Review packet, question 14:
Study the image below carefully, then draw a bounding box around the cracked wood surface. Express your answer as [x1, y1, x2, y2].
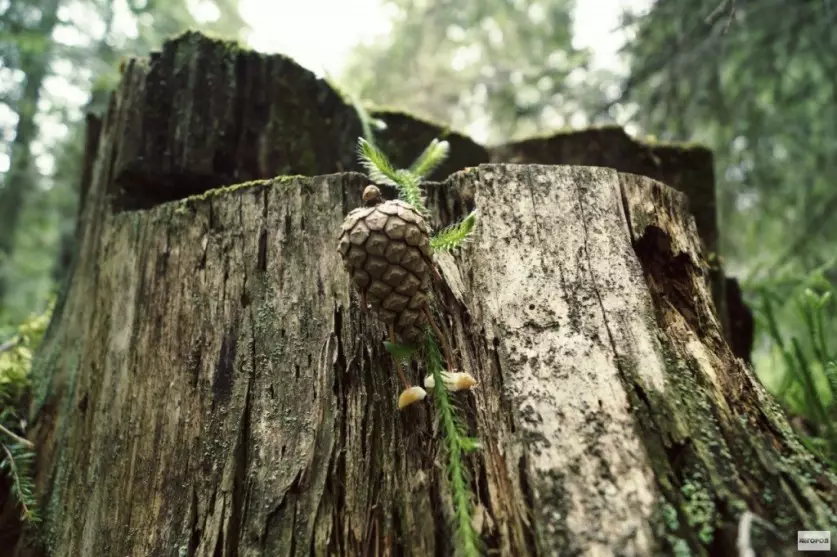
[17, 160, 837, 557]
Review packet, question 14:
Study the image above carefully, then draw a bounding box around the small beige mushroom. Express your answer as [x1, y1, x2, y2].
[398, 386, 428, 409]
[423, 371, 478, 392]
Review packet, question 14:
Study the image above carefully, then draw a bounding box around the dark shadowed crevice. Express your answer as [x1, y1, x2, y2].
[516, 454, 541, 557]
[633, 225, 710, 338]
[213, 324, 238, 408]
[223, 325, 255, 557]
[187, 486, 201, 557]
[326, 303, 348, 556]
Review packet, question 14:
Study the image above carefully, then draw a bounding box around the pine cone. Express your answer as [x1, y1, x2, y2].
[338, 186, 433, 342]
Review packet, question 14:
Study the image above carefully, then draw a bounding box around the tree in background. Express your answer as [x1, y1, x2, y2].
[616, 0, 837, 456]
[0, 0, 249, 333]
[339, 0, 606, 145]
[0, 0, 61, 313]
[617, 0, 837, 280]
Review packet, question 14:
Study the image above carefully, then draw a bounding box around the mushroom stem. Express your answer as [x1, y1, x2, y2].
[388, 324, 411, 389]
[423, 305, 455, 372]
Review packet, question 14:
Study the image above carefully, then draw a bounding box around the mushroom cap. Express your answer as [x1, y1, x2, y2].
[362, 185, 382, 206]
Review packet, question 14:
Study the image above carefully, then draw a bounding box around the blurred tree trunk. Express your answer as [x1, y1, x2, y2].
[0, 0, 60, 301]
[10, 33, 835, 557]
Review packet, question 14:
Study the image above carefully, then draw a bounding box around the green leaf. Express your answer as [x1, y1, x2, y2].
[383, 341, 417, 362]
[409, 138, 450, 179]
[430, 210, 478, 252]
[424, 329, 480, 556]
[460, 437, 482, 453]
[824, 362, 837, 411]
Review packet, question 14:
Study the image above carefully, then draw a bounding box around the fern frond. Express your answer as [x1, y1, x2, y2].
[409, 138, 450, 179]
[424, 329, 480, 557]
[431, 211, 478, 252]
[357, 137, 400, 186]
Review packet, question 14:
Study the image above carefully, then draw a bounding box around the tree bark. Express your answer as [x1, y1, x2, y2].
[11, 33, 835, 557]
[489, 128, 743, 359]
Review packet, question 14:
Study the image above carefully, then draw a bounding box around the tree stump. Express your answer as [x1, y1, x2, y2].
[490, 128, 748, 361]
[10, 33, 835, 557]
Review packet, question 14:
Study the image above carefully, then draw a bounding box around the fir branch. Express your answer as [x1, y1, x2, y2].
[409, 138, 450, 179]
[431, 211, 478, 253]
[424, 328, 479, 557]
[824, 362, 837, 413]
[393, 169, 428, 215]
[357, 137, 429, 215]
[0, 423, 33, 449]
[357, 137, 401, 187]
[1, 441, 40, 523]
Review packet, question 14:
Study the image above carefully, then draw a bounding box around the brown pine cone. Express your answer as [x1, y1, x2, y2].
[338, 186, 433, 342]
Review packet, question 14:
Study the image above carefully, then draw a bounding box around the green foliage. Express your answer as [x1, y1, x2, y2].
[620, 1, 837, 277]
[339, 0, 596, 144]
[431, 211, 479, 253]
[755, 275, 837, 465]
[0, 441, 39, 524]
[383, 340, 417, 364]
[357, 138, 405, 189]
[408, 138, 451, 179]
[423, 329, 481, 557]
[0, 300, 53, 525]
[357, 138, 427, 213]
[618, 2, 837, 471]
[356, 135, 479, 257]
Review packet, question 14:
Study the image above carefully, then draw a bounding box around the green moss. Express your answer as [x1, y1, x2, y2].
[680, 474, 717, 545]
[663, 502, 680, 531]
[672, 538, 692, 557]
[180, 178, 273, 205]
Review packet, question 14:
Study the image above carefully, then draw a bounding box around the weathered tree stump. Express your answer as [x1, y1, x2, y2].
[490, 128, 749, 360]
[9, 33, 833, 557]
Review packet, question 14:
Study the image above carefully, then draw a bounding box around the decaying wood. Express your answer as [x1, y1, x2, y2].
[489, 128, 752, 360]
[9, 33, 830, 557]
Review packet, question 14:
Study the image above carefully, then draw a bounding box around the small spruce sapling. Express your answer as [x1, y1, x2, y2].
[339, 137, 481, 556]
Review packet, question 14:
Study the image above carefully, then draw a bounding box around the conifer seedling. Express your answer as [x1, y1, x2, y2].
[338, 137, 479, 407]
[337, 136, 482, 556]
